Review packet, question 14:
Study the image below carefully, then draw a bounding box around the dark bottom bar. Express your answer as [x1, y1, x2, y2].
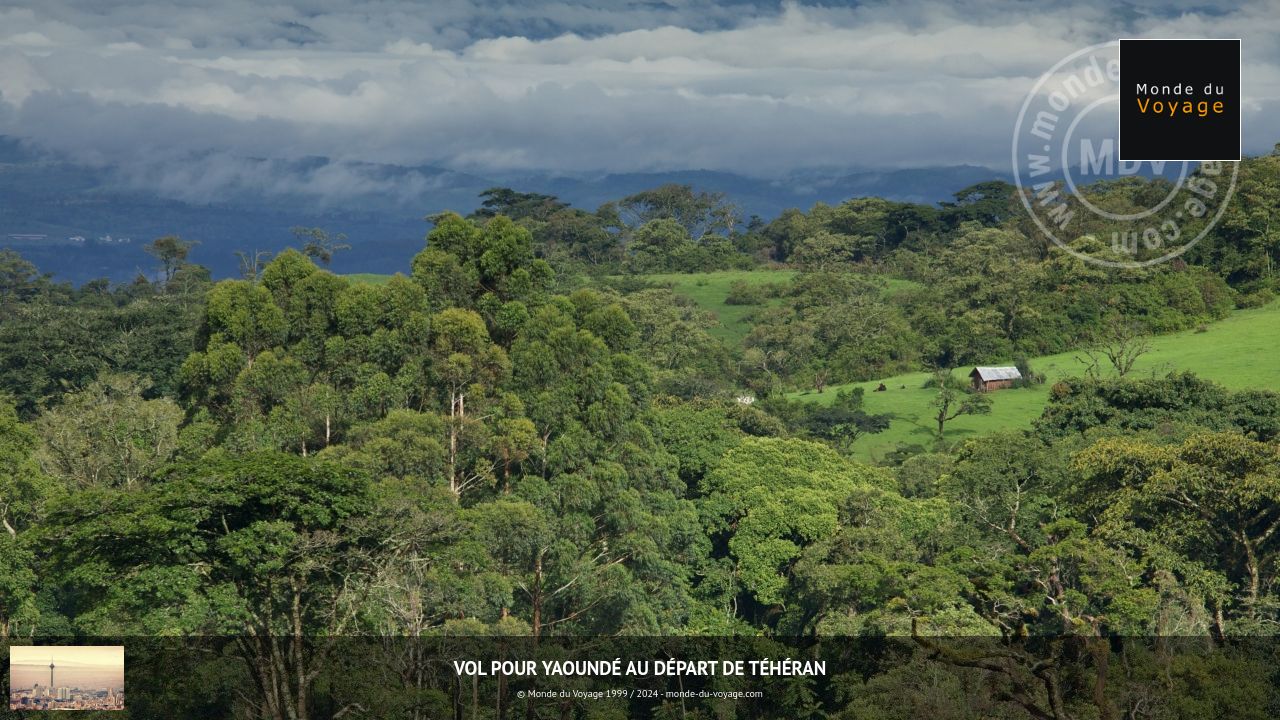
[5, 636, 1276, 719]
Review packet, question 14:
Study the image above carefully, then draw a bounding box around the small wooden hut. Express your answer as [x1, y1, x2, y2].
[969, 366, 1022, 392]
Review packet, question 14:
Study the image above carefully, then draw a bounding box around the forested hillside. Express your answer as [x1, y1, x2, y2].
[3, 152, 1280, 718]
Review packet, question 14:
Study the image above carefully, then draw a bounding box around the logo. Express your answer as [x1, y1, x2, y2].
[1012, 41, 1238, 268]
[1119, 39, 1241, 162]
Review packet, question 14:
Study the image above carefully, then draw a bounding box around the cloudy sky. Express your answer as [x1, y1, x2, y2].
[2, 0, 1279, 186]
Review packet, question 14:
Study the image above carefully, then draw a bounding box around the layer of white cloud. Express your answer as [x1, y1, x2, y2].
[1, 0, 1278, 197]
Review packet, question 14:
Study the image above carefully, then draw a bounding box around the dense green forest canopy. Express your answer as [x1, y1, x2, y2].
[3, 152, 1280, 719]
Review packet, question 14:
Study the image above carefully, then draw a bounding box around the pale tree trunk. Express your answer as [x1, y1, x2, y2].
[240, 591, 314, 720]
[1241, 531, 1261, 611]
[292, 581, 308, 720]
[449, 394, 458, 495]
[448, 391, 465, 498]
[531, 551, 543, 639]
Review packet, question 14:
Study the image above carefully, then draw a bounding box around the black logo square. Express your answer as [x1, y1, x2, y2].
[1119, 39, 1240, 161]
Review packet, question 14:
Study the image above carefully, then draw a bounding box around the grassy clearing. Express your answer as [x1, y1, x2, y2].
[345, 273, 395, 285]
[792, 300, 1280, 463]
[639, 270, 796, 343]
[639, 270, 919, 344]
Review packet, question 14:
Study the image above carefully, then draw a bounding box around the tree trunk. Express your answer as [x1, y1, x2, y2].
[292, 582, 308, 720]
[448, 391, 465, 498]
[1212, 602, 1226, 645]
[1242, 531, 1261, 611]
[243, 633, 286, 720]
[531, 552, 544, 639]
[1088, 637, 1117, 720]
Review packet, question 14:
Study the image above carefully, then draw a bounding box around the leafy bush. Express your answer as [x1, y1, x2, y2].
[725, 280, 768, 306]
[1238, 288, 1276, 309]
[1013, 356, 1045, 387]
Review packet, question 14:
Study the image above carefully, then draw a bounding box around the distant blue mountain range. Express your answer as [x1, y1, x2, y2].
[0, 136, 1006, 283]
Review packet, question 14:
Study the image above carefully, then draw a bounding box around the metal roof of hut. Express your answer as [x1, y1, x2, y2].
[970, 366, 1022, 381]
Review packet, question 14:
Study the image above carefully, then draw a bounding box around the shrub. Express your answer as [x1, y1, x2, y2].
[1014, 356, 1045, 387]
[1238, 288, 1276, 309]
[725, 280, 768, 306]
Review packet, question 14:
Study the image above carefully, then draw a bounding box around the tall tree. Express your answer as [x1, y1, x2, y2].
[201, 279, 288, 363]
[615, 184, 738, 238]
[47, 452, 375, 720]
[36, 374, 183, 489]
[413, 212, 553, 313]
[0, 249, 45, 307]
[428, 308, 511, 499]
[0, 397, 50, 536]
[144, 235, 198, 282]
[1092, 314, 1153, 378]
[1077, 432, 1280, 631]
[291, 227, 351, 267]
[470, 187, 568, 222]
[0, 398, 52, 638]
[701, 437, 894, 612]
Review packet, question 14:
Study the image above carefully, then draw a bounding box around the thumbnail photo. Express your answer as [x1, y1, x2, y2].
[8, 646, 124, 711]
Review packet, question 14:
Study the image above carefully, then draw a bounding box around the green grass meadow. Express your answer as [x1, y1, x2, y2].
[638, 270, 795, 343]
[792, 300, 1280, 462]
[639, 270, 919, 344]
[345, 272, 395, 285]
